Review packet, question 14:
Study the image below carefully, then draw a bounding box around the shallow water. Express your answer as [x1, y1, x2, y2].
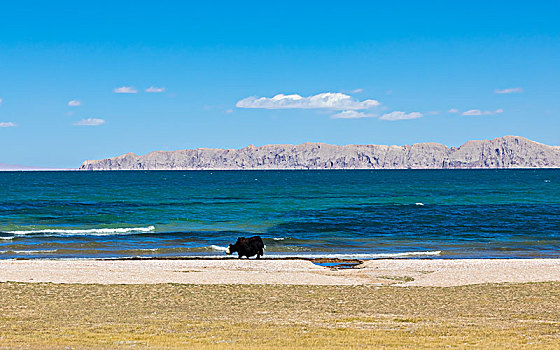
[0, 170, 559, 259]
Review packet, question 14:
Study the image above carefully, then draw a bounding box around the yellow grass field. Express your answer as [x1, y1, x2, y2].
[1, 282, 560, 349]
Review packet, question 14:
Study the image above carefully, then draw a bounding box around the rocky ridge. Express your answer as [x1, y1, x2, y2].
[79, 136, 560, 170]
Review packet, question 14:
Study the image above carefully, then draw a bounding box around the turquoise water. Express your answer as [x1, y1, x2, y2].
[0, 170, 559, 259]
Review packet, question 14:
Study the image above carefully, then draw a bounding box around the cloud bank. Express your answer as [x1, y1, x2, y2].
[0, 122, 16, 128]
[74, 118, 105, 126]
[236, 92, 380, 110]
[114, 86, 138, 94]
[494, 87, 523, 94]
[68, 100, 81, 106]
[379, 111, 423, 121]
[237, 92, 426, 122]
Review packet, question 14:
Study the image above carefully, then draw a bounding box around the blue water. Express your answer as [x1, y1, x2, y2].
[0, 170, 559, 259]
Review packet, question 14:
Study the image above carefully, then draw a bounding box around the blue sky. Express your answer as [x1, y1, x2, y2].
[0, 1, 559, 168]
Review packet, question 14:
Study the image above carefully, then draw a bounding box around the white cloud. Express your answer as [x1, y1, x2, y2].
[0, 98, 3, 105]
[379, 111, 423, 121]
[225, 109, 234, 114]
[145, 86, 165, 93]
[462, 108, 503, 116]
[331, 110, 376, 119]
[68, 99, 81, 106]
[113, 86, 138, 94]
[494, 87, 523, 94]
[74, 118, 105, 126]
[462, 109, 483, 116]
[448, 108, 459, 113]
[0, 122, 16, 128]
[236, 92, 380, 110]
[351, 88, 363, 93]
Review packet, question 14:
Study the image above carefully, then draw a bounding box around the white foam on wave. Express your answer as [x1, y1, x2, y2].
[272, 237, 286, 241]
[210, 245, 229, 252]
[185, 250, 442, 259]
[257, 250, 442, 259]
[4, 226, 156, 236]
[0, 249, 58, 254]
[415, 202, 424, 206]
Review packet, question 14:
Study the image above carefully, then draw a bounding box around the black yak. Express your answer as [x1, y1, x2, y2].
[225, 236, 264, 259]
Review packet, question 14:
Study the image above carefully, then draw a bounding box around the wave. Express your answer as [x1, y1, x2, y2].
[0, 248, 442, 259]
[0, 249, 58, 254]
[181, 250, 443, 259]
[138, 246, 230, 253]
[209, 245, 228, 252]
[3, 226, 156, 236]
[246, 250, 442, 259]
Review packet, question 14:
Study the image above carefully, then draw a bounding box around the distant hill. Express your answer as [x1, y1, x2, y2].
[0, 163, 67, 171]
[79, 136, 560, 170]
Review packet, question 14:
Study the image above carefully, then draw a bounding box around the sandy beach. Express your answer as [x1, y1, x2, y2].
[2, 259, 560, 349]
[2, 258, 560, 286]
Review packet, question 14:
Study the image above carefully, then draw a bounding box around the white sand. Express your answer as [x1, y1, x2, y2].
[1, 259, 560, 286]
[361, 259, 560, 286]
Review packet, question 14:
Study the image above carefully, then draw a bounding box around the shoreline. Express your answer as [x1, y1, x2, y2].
[2, 258, 560, 287]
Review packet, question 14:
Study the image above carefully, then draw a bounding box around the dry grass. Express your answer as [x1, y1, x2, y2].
[1, 282, 560, 349]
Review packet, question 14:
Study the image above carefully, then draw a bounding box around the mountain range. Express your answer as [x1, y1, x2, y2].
[79, 136, 560, 170]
